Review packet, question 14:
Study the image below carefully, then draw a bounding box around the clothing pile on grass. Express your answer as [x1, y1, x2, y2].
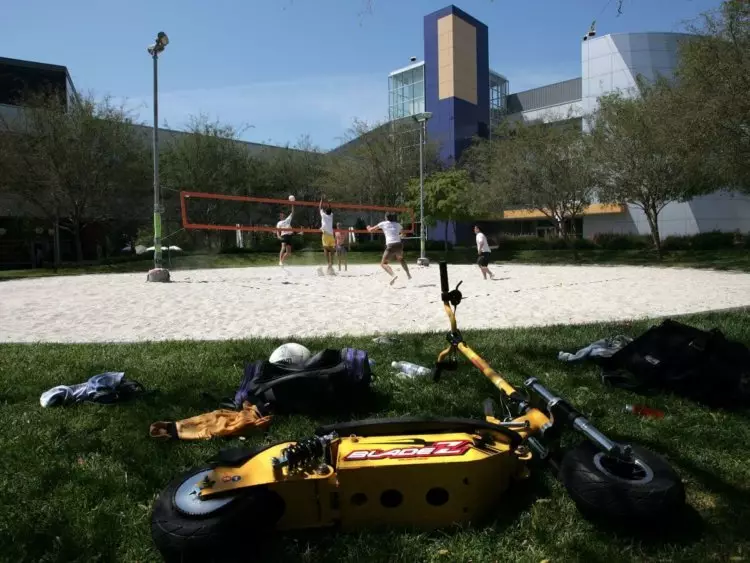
[558, 319, 750, 408]
[40, 372, 146, 407]
[38, 346, 375, 441]
[149, 347, 374, 440]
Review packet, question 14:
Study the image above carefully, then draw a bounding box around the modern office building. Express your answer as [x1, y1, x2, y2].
[388, 5, 750, 242]
[0, 56, 304, 267]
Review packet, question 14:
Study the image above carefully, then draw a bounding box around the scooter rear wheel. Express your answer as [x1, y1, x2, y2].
[560, 442, 685, 524]
[151, 465, 284, 562]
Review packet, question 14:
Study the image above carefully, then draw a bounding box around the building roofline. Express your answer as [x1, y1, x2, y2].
[508, 76, 582, 98]
[126, 122, 316, 154]
[0, 56, 70, 75]
[598, 31, 693, 38]
[0, 56, 77, 99]
[489, 69, 508, 81]
[389, 61, 424, 77]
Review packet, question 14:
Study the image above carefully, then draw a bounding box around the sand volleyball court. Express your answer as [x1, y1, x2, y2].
[2, 263, 750, 343]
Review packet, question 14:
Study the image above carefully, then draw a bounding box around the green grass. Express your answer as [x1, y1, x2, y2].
[2, 247, 749, 281]
[1, 312, 749, 562]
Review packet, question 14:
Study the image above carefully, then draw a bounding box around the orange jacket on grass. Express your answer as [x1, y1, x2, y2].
[150, 402, 272, 440]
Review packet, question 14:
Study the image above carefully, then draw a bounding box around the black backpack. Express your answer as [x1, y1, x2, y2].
[232, 348, 373, 414]
[604, 319, 750, 407]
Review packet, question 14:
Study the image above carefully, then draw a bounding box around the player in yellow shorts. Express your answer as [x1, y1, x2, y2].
[319, 197, 336, 275]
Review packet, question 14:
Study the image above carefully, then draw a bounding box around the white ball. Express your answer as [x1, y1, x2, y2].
[269, 343, 311, 366]
[288, 195, 296, 201]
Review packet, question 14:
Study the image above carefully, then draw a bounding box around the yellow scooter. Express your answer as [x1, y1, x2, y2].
[151, 262, 684, 561]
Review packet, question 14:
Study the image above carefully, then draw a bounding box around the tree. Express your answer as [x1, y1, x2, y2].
[266, 135, 324, 229]
[671, 0, 750, 192]
[160, 116, 263, 249]
[407, 168, 474, 253]
[319, 119, 439, 203]
[318, 118, 441, 238]
[464, 119, 598, 244]
[0, 92, 150, 264]
[591, 87, 712, 258]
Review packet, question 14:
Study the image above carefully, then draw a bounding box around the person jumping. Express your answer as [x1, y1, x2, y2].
[319, 197, 336, 275]
[276, 204, 295, 266]
[474, 225, 495, 280]
[367, 212, 412, 285]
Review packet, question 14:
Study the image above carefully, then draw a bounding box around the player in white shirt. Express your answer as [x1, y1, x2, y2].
[319, 197, 336, 275]
[474, 225, 495, 280]
[367, 212, 412, 285]
[276, 204, 295, 266]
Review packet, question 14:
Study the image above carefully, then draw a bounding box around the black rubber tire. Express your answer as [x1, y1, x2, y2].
[559, 442, 685, 523]
[151, 466, 285, 562]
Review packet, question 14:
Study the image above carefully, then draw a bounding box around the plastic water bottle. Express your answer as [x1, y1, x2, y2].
[391, 361, 431, 378]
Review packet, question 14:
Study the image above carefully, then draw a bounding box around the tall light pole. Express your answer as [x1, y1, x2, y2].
[146, 31, 170, 283]
[413, 111, 432, 267]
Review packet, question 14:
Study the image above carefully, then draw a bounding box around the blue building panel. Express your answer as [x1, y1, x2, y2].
[422, 5, 490, 166]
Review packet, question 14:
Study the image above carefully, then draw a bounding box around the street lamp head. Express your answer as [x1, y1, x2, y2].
[413, 111, 433, 124]
[147, 32, 169, 55]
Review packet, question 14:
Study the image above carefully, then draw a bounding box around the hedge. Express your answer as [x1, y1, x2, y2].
[221, 235, 453, 254]
[217, 230, 748, 254]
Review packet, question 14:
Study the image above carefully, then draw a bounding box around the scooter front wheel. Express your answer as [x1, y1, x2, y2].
[151, 466, 284, 562]
[559, 442, 685, 524]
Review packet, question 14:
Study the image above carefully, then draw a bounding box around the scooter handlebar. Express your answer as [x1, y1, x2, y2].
[439, 261, 449, 296]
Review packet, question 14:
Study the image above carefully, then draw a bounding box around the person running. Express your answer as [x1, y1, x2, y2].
[474, 225, 495, 280]
[367, 212, 412, 285]
[335, 222, 349, 272]
[276, 204, 295, 266]
[319, 197, 335, 275]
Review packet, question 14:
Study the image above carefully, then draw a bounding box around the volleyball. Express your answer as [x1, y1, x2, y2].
[288, 195, 296, 201]
[269, 342, 311, 366]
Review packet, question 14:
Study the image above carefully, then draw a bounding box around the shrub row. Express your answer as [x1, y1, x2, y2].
[496, 231, 749, 252]
[221, 234, 453, 254]
[217, 230, 748, 254]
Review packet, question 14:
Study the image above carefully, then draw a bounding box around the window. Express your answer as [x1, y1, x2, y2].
[489, 71, 509, 134]
[388, 63, 425, 122]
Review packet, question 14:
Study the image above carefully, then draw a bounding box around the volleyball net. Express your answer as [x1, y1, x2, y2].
[180, 191, 416, 236]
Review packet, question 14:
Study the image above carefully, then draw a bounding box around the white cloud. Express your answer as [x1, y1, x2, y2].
[119, 73, 389, 150]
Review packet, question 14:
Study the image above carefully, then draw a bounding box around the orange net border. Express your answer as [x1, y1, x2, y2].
[180, 190, 416, 235]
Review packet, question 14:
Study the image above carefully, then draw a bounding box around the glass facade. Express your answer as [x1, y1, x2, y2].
[388, 62, 425, 121]
[489, 70, 509, 133]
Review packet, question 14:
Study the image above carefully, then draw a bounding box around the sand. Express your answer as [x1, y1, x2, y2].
[2, 263, 750, 344]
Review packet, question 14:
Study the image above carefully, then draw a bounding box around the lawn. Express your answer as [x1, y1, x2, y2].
[1, 312, 749, 562]
[1, 247, 749, 281]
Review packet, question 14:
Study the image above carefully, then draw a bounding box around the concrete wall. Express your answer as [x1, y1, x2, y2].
[582, 32, 689, 127]
[506, 100, 583, 124]
[583, 192, 750, 238]
[579, 31, 750, 238]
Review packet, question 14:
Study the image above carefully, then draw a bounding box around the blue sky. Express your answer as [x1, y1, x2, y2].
[0, 0, 722, 150]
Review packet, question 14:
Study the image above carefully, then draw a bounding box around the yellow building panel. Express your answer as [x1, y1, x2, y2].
[498, 204, 626, 220]
[438, 46, 453, 69]
[437, 14, 452, 36]
[451, 16, 477, 104]
[437, 14, 478, 104]
[438, 18, 454, 101]
[439, 30, 454, 49]
[439, 80, 454, 99]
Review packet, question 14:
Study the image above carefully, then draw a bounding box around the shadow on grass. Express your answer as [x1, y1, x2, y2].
[601, 431, 750, 546]
[210, 468, 552, 563]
